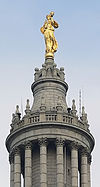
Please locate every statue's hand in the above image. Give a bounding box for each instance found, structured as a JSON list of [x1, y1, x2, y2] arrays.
[[53, 21, 59, 28], [40, 27, 44, 34]]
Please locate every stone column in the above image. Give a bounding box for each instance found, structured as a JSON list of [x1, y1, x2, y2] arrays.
[[14, 147, 21, 187], [64, 146, 67, 185], [9, 153, 14, 187], [56, 138, 64, 187], [87, 154, 91, 187], [25, 141, 32, 187], [70, 142, 78, 187], [39, 138, 47, 187], [81, 148, 88, 187]]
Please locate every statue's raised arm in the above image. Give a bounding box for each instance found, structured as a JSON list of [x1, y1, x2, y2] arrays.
[[40, 12, 59, 59]]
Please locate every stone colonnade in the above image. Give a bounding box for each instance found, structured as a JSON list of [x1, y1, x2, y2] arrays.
[[9, 138, 91, 187]]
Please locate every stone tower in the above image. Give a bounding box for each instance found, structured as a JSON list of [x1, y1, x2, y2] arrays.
[[6, 57, 95, 187], [6, 14, 94, 187]]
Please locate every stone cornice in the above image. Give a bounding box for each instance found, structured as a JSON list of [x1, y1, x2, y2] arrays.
[[6, 122, 95, 154], [31, 78, 68, 94]]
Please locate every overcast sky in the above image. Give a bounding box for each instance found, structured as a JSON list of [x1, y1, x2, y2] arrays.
[[0, 0, 100, 186]]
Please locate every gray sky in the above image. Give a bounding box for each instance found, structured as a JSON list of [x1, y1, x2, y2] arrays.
[[0, 0, 100, 186]]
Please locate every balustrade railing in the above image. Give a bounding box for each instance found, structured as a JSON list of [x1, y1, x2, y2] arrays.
[[63, 115, 73, 124], [29, 116, 40, 123], [10, 112, 88, 132], [46, 114, 57, 121]]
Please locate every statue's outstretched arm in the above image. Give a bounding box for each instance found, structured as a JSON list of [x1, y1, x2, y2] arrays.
[[53, 21, 59, 28]]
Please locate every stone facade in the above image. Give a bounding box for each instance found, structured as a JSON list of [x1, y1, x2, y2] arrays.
[[6, 57, 94, 187]]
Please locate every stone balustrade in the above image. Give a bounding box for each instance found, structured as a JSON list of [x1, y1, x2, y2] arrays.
[[29, 116, 40, 123], [63, 115, 73, 124], [46, 114, 57, 121], [10, 112, 89, 133]]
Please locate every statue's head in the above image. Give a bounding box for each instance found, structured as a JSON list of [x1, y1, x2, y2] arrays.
[[46, 15, 51, 20], [50, 11, 54, 17]]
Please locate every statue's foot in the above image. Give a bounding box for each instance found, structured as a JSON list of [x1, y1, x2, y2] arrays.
[[45, 52, 54, 59]]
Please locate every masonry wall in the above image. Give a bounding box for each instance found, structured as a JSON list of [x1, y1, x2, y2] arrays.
[[31, 81, 67, 112]]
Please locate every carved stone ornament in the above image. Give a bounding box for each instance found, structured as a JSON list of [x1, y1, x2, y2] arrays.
[[9, 152, 14, 164], [81, 147, 89, 156], [13, 147, 20, 155], [25, 141, 32, 149], [70, 141, 80, 150], [88, 153, 92, 164], [38, 137, 47, 146], [56, 138, 65, 146]]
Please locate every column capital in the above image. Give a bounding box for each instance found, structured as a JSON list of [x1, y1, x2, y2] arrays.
[[56, 137, 65, 146], [9, 152, 14, 164], [38, 137, 47, 146], [88, 153, 92, 164], [25, 141, 32, 149], [13, 146, 20, 156], [81, 147, 89, 156], [70, 141, 80, 150]]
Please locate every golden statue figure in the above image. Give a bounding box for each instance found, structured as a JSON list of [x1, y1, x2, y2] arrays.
[[40, 12, 59, 58]]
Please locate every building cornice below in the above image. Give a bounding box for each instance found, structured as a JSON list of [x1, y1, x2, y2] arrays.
[[31, 78, 68, 94], [6, 121, 95, 154]]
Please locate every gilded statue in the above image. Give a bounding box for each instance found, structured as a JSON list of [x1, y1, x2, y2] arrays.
[[40, 12, 59, 58]]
